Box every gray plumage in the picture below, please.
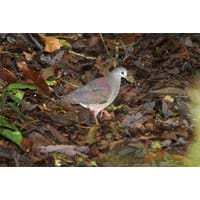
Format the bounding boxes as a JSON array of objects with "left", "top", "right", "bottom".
[{"left": 59, "top": 67, "right": 128, "bottom": 124}]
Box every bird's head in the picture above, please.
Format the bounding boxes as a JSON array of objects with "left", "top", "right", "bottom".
[{"left": 112, "top": 67, "right": 128, "bottom": 79}]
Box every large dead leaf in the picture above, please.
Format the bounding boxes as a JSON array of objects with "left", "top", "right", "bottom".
[
  {"left": 17, "top": 61, "right": 51, "bottom": 95},
  {"left": 40, "top": 34, "right": 61, "bottom": 53}
]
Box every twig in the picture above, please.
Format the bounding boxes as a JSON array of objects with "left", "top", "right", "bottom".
[
  {"left": 28, "top": 34, "right": 43, "bottom": 50},
  {"left": 68, "top": 50, "right": 96, "bottom": 60},
  {"left": 62, "top": 79, "right": 80, "bottom": 88},
  {"left": 99, "top": 33, "right": 110, "bottom": 56}
]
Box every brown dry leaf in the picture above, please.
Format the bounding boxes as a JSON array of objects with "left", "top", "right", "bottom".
[
  {"left": 41, "top": 66, "right": 55, "bottom": 80},
  {"left": 171, "top": 46, "right": 190, "bottom": 59},
  {"left": 72, "top": 36, "right": 99, "bottom": 49},
  {"left": 120, "top": 33, "right": 142, "bottom": 45},
  {"left": 17, "top": 61, "right": 51, "bottom": 95},
  {"left": 39, "top": 34, "right": 61, "bottom": 53},
  {"left": 144, "top": 122, "right": 155, "bottom": 132},
  {"left": 0, "top": 67, "right": 18, "bottom": 83},
  {"left": 144, "top": 151, "right": 165, "bottom": 163},
  {"left": 46, "top": 124, "right": 68, "bottom": 143},
  {"left": 23, "top": 51, "right": 35, "bottom": 61},
  {"left": 94, "top": 56, "right": 113, "bottom": 75},
  {"left": 160, "top": 131, "right": 177, "bottom": 141}
]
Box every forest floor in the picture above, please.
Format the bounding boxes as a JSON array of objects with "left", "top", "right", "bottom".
[{"left": 0, "top": 33, "right": 199, "bottom": 166}]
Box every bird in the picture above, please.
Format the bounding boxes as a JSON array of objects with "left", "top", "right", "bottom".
[{"left": 59, "top": 67, "right": 128, "bottom": 125}]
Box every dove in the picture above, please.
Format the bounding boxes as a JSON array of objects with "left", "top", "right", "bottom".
[{"left": 60, "top": 67, "right": 128, "bottom": 125}]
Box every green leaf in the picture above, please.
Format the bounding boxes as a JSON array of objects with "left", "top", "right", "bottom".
[
  {"left": 7, "top": 102, "right": 22, "bottom": 114},
  {"left": 46, "top": 80, "right": 57, "bottom": 86},
  {"left": 59, "top": 39, "right": 72, "bottom": 49},
  {"left": 6, "top": 83, "right": 36, "bottom": 91},
  {"left": 15, "top": 90, "right": 24, "bottom": 101},
  {"left": 0, "top": 117, "right": 18, "bottom": 130},
  {"left": 0, "top": 117, "right": 23, "bottom": 146},
  {"left": 0, "top": 129, "right": 23, "bottom": 146},
  {"left": 7, "top": 92, "right": 23, "bottom": 104}
]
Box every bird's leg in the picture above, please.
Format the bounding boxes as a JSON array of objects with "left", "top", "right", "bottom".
[{"left": 93, "top": 111, "right": 99, "bottom": 126}]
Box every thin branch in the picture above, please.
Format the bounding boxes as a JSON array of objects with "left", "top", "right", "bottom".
[
  {"left": 99, "top": 33, "right": 110, "bottom": 56},
  {"left": 28, "top": 34, "right": 43, "bottom": 50},
  {"left": 68, "top": 50, "right": 96, "bottom": 60}
]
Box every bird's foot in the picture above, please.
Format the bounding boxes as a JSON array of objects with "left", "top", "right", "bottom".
[
  {"left": 93, "top": 112, "right": 100, "bottom": 126},
  {"left": 100, "top": 109, "right": 112, "bottom": 119}
]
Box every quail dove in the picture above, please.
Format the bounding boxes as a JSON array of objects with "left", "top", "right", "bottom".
[{"left": 60, "top": 67, "right": 128, "bottom": 125}]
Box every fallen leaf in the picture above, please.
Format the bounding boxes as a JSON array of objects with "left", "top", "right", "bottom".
[
  {"left": 144, "top": 122, "right": 155, "bottom": 131},
  {"left": 23, "top": 51, "right": 34, "bottom": 61},
  {"left": 50, "top": 50, "right": 65, "bottom": 65},
  {"left": 144, "top": 151, "right": 165, "bottom": 163},
  {"left": 0, "top": 117, "right": 23, "bottom": 146},
  {"left": 160, "top": 131, "right": 177, "bottom": 141},
  {"left": 122, "top": 112, "right": 146, "bottom": 128},
  {"left": 86, "top": 127, "right": 99, "bottom": 144},
  {"left": 40, "top": 34, "right": 61, "bottom": 53},
  {"left": 17, "top": 61, "right": 51, "bottom": 95},
  {"left": 162, "top": 101, "right": 174, "bottom": 118},
  {"left": 46, "top": 124, "right": 68, "bottom": 143},
  {"left": 41, "top": 66, "right": 55, "bottom": 80},
  {"left": 0, "top": 67, "right": 18, "bottom": 83}
]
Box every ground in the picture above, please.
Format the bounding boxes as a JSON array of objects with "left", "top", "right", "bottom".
[{"left": 0, "top": 33, "right": 199, "bottom": 166}]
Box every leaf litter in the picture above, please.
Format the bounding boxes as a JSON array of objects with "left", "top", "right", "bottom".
[{"left": 0, "top": 33, "right": 197, "bottom": 166}]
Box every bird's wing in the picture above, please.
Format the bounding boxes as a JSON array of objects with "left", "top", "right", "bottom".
[{"left": 61, "top": 77, "right": 112, "bottom": 105}]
